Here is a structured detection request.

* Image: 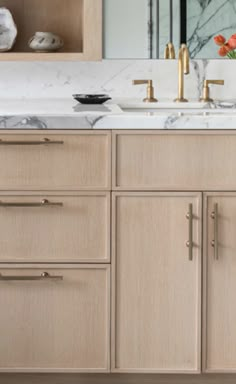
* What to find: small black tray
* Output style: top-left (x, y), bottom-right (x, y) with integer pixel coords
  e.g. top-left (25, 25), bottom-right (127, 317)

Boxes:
top-left (73, 94), bottom-right (111, 105)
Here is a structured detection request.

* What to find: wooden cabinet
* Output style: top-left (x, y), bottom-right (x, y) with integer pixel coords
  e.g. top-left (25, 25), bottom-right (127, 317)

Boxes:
top-left (0, 265), bottom-right (110, 372)
top-left (0, 0), bottom-right (102, 61)
top-left (4, 130), bottom-right (236, 378)
top-left (0, 129), bottom-right (111, 373)
top-left (203, 193), bottom-right (236, 373)
top-left (0, 132), bottom-right (111, 190)
top-left (112, 192), bottom-right (202, 373)
top-left (0, 192), bottom-right (110, 263)
top-left (113, 131), bottom-right (236, 191)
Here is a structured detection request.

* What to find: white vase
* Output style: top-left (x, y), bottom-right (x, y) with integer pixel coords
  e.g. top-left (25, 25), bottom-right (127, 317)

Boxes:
top-left (0, 7), bottom-right (17, 52)
top-left (28, 32), bottom-right (64, 52)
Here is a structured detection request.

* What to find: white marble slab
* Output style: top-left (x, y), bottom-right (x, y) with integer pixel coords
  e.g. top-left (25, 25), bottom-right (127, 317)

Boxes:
top-left (0, 98), bottom-right (236, 130)
top-left (0, 60), bottom-right (235, 102)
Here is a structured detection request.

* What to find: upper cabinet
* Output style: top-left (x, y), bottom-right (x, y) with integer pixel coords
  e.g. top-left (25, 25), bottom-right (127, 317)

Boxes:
top-left (0, 0), bottom-right (102, 61)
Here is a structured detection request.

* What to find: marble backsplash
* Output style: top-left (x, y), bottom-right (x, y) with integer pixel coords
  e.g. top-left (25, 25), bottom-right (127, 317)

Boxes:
top-left (0, 59), bottom-right (234, 101)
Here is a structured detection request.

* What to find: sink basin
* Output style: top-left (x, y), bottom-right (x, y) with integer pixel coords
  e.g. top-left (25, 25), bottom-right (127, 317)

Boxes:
top-left (118, 100), bottom-right (236, 115)
top-left (120, 108), bottom-right (236, 116)
top-left (119, 101), bottom-right (207, 111)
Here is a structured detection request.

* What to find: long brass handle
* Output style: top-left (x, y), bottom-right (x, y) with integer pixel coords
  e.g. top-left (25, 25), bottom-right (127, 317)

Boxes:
top-left (0, 199), bottom-right (63, 208)
top-left (186, 203), bottom-right (193, 261)
top-left (0, 138), bottom-right (64, 146)
top-left (0, 272), bottom-right (63, 281)
top-left (211, 203), bottom-right (219, 260)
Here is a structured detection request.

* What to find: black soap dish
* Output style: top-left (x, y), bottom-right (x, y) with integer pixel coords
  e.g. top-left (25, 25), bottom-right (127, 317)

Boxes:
top-left (73, 94), bottom-right (111, 105)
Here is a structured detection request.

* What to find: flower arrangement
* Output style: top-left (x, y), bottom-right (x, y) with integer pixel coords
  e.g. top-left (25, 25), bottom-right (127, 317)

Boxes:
top-left (214, 34), bottom-right (236, 58)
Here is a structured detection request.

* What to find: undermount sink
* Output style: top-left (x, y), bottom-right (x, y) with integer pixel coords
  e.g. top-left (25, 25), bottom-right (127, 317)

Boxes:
top-left (118, 101), bottom-right (236, 116)
top-left (119, 101), bottom-right (207, 111)
top-left (121, 108), bottom-right (236, 116)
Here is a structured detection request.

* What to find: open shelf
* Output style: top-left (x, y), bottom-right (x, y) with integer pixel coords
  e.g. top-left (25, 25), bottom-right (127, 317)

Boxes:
top-left (0, 0), bottom-right (102, 61)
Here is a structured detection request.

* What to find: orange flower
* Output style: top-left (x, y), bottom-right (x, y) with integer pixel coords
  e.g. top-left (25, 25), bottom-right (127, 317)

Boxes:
top-left (214, 35), bottom-right (226, 46)
top-left (218, 44), bottom-right (231, 57)
top-left (228, 34), bottom-right (236, 50)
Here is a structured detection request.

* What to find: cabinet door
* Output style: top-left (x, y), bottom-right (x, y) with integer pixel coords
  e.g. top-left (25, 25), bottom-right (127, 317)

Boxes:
top-left (0, 265), bottom-right (110, 372)
top-left (112, 193), bottom-right (202, 373)
top-left (204, 193), bottom-right (236, 372)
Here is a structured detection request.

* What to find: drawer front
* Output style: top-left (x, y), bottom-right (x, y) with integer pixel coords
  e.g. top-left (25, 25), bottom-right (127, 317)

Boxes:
top-left (0, 265), bottom-right (110, 372)
top-left (113, 132), bottom-right (236, 190)
top-left (0, 193), bottom-right (110, 263)
top-left (0, 132), bottom-right (111, 190)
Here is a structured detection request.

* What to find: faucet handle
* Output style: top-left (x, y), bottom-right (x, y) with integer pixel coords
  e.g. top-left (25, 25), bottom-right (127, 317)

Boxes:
top-left (133, 80), bottom-right (158, 103)
top-left (200, 80), bottom-right (225, 102)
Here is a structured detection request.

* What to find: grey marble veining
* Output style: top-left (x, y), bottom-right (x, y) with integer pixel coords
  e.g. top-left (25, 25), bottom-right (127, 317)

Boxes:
top-left (0, 59), bottom-right (235, 101)
top-left (0, 98), bottom-right (236, 129)
top-left (188, 0), bottom-right (236, 59)
top-left (0, 58), bottom-right (235, 129)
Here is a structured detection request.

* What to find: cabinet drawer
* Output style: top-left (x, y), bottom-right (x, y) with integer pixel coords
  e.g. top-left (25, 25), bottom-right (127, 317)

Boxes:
top-left (0, 132), bottom-right (111, 190)
top-left (0, 265), bottom-right (110, 372)
top-left (113, 132), bottom-right (236, 190)
top-left (0, 193), bottom-right (110, 263)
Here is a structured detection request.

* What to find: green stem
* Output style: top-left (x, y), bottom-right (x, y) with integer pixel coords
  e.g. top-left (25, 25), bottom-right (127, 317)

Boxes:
top-left (227, 50), bottom-right (236, 59)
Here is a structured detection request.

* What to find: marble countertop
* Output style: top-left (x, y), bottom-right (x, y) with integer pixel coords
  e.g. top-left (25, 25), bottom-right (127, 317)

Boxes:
top-left (1, 98), bottom-right (236, 129)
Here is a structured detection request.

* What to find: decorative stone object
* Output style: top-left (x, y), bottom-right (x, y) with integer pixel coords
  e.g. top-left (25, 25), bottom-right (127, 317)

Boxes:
top-left (0, 8), bottom-right (17, 52)
top-left (28, 32), bottom-right (64, 52)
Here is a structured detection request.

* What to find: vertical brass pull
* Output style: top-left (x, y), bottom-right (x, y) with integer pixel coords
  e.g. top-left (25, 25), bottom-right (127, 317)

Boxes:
top-left (186, 203), bottom-right (193, 261)
top-left (211, 203), bottom-right (219, 260)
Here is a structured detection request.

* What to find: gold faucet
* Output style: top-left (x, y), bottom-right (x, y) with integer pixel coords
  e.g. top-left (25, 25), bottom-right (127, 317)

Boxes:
top-left (133, 80), bottom-right (158, 103)
top-left (164, 43), bottom-right (176, 59)
top-left (174, 44), bottom-right (190, 103)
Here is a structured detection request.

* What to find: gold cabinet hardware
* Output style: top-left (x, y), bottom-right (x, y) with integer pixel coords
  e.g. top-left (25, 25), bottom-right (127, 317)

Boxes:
top-left (211, 203), bottom-right (219, 260)
top-left (200, 80), bottom-right (224, 103)
top-left (0, 199), bottom-right (63, 208)
top-left (0, 138), bottom-right (64, 145)
top-left (174, 44), bottom-right (190, 103)
top-left (0, 272), bottom-right (63, 281)
top-left (164, 42), bottom-right (176, 59)
top-left (132, 80), bottom-right (158, 103)
top-left (186, 203), bottom-right (193, 261)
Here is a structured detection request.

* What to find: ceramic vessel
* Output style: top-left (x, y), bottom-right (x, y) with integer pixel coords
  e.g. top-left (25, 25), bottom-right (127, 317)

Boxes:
top-left (0, 8), bottom-right (17, 52)
top-left (28, 32), bottom-right (64, 52)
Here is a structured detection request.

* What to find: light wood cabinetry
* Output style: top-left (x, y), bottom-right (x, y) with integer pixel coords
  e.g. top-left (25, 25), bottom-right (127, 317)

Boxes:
top-left (0, 192), bottom-right (110, 263)
top-left (113, 131), bottom-right (236, 191)
top-left (112, 192), bottom-right (202, 373)
top-left (0, 130), bottom-right (111, 374)
top-left (0, 132), bottom-right (111, 190)
top-left (0, 0), bottom-right (102, 61)
top-left (0, 265), bottom-right (110, 372)
top-left (3, 130), bottom-right (236, 380)
top-left (203, 193), bottom-right (236, 373)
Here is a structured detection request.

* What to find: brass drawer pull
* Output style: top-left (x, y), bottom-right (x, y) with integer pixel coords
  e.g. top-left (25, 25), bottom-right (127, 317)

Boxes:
top-left (186, 203), bottom-right (193, 261)
top-left (0, 199), bottom-right (63, 208)
top-left (0, 138), bottom-right (64, 146)
top-left (211, 203), bottom-right (219, 260)
top-left (0, 272), bottom-right (63, 281)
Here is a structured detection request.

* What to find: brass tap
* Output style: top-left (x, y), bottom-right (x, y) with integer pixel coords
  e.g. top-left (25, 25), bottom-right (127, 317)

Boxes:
top-left (164, 42), bottom-right (176, 59)
top-left (133, 80), bottom-right (158, 103)
top-left (174, 44), bottom-right (190, 103)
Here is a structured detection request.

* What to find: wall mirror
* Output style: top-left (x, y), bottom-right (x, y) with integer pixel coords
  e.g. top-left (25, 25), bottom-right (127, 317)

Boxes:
top-left (103, 0), bottom-right (236, 59)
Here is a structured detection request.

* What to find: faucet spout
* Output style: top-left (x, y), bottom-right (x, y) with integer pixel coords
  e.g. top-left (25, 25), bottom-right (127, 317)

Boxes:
top-left (174, 44), bottom-right (190, 103)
